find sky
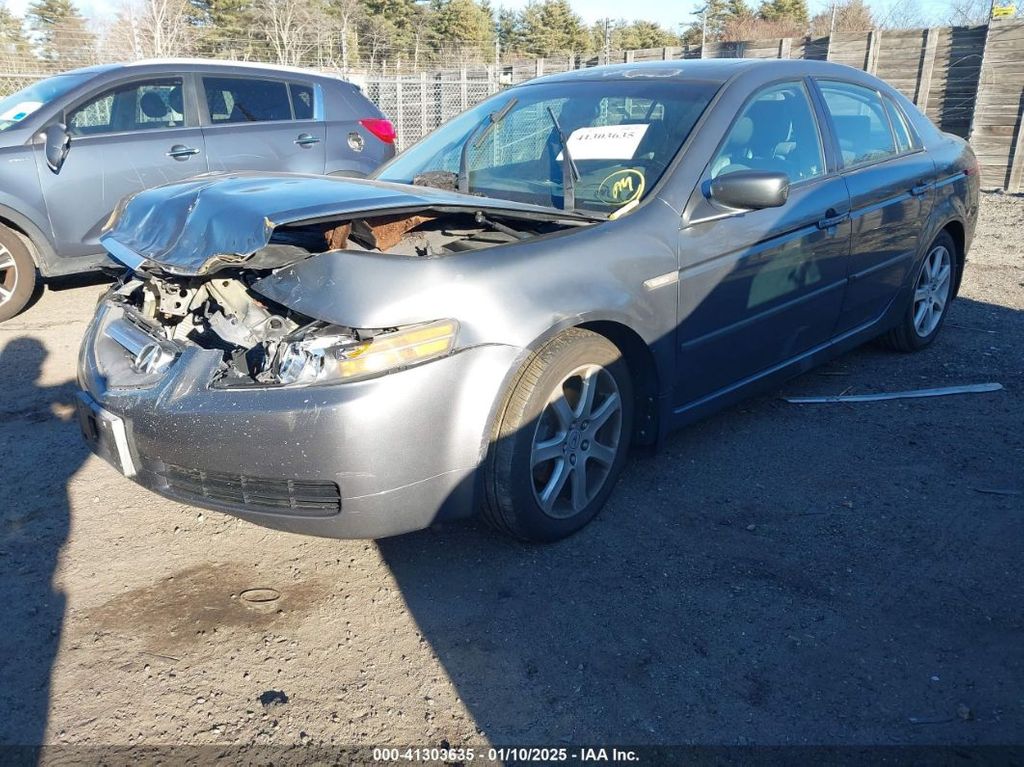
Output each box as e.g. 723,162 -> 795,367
1,0 -> 953,29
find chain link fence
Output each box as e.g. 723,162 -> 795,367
357,69 -> 499,151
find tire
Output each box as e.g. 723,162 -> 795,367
0,226 -> 38,323
881,231 -> 957,352
483,328 -> 634,542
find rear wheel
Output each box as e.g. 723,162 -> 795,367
483,328 -> 633,542
0,226 -> 37,323
882,231 -> 956,352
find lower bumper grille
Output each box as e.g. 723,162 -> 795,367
159,463 -> 340,516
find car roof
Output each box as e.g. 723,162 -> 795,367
525,58 -> 858,86
61,59 -> 350,83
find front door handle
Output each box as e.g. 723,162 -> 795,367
817,209 -> 849,230
167,144 -> 200,160
910,180 -> 931,197
295,133 -> 321,147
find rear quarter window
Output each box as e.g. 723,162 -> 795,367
884,97 -> 915,153
290,83 -> 315,120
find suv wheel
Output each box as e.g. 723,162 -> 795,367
0,226 -> 37,323
483,328 -> 633,542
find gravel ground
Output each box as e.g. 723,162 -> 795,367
0,193 -> 1021,753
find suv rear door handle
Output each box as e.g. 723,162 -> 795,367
910,180 -> 932,197
817,209 -> 849,230
167,144 -> 200,160
295,133 -> 321,147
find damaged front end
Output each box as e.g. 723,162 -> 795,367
97,175 -> 592,389
103,269 -> 459,390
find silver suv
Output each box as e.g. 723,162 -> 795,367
0,59 -> 395,321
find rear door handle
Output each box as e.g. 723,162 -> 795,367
167,144 -> 200,160
910,180 -> 931,197
295,133 -> 321,147
817,210 -> 849,230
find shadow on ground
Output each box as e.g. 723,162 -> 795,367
0,339 -> 88,746
379,297 -> 1023,745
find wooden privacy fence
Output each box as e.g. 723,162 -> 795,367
518,19 -> 1024,191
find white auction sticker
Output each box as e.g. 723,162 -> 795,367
0,101 -> 43,123
558,123 -> 649,160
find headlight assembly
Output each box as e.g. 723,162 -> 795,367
271,319 -> 458,387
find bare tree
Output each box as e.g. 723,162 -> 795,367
123,0 -> 197,58
809,0 -> 874,36
328,0 -> 363,71
262,0 -> 328,67
947,0 -> 994,24
875,0 -> 928,29
721,15 -> 805,39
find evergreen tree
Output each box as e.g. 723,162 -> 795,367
428,0 -> 494,59
0,7 -> 31,58
757,0 -> 809,26
25,0 -> 94,64
496,6 -> 523,53
725,0 -> 755,22
615,20 -> 678,49
186,0 -> 257,55
356,0 -> 419,64
519,0 -> 586,57
681,0 -> 730,45
591,19 -> 679,52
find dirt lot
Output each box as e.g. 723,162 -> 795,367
0,193 -> 1021,753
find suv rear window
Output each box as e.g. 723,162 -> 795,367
204,77 -> 291,123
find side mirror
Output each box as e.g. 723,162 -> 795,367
709,170 -> 789,210
41,123 -> 71,174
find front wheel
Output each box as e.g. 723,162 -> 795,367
0,226 -> 38,323
882,231 -> 956,352
483,328 -> 633,542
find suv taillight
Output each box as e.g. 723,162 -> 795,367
359,118 -> 396,144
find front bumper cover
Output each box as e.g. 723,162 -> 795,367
77,301 -> 523,538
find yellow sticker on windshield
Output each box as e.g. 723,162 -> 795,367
597,169 -> 645,206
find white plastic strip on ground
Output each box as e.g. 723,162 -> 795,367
784,382 -> 1004,404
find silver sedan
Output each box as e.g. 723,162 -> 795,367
78,60 -> 979,541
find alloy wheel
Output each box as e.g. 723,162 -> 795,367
530,363 -> 623,519
913,244 -> 952,338
0,244 -> 17,309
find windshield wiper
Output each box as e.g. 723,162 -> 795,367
545,106 -> 580,211
457,97 -> 518,195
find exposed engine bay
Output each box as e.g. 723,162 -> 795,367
109,208 -> 579,387
267,207 -> 574,262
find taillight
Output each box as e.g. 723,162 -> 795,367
964,152 -> 979,176
359,118 -> 396,144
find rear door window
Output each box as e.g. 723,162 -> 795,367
67,78 -> 185,136
203,77 -> 292,123
817,81 -> 896,167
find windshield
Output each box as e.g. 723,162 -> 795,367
375,79 -> 718,214
0,73 -> 92,132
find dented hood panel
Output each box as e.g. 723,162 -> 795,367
100,172 -> 589,276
